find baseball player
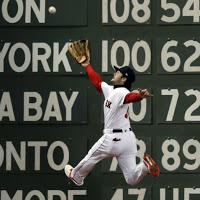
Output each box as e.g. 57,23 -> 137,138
65,41 -> 159,186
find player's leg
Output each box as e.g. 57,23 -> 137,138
116,131 -> 159,186
115,131 -> 148,186
117,155 -> 149,186
65,134 -> 109,185
117,153 -> 160,185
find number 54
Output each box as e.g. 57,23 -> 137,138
161,0 -> 200,23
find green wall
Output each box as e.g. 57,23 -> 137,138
0,0 -> 200,199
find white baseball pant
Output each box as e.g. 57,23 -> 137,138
70,130 -> 148,186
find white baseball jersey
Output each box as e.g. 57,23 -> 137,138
101,82 -> 130,129
70,81 -> 148,187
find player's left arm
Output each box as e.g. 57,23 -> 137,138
123,89 -> 153,104
81,61 -> 103,93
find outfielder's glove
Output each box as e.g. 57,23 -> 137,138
68,39 -> 90,64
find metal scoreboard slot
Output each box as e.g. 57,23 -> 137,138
102,0 -> 151,25
0,137 -> 87,173
101,39 -> 152,75
0,0 -> 87,26
0,89 -> 87,124
156,88 -> 200,124
156,136 -> 200,173
101,186 -> 151,200
158,0 -> 200,24
157,38 -> 200,74
0,189 -> 87,200
0,40 -> 86,75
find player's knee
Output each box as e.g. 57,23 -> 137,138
125,177 -> 137,186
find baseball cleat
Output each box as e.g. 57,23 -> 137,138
143,154 -> 160,177
64,165 -> 83,186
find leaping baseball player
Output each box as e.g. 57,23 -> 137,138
65,40 -> 159,186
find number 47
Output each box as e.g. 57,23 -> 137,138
161,89 -> 200,121
111,188 -> 146,200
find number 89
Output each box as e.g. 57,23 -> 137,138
161,139 -> 200,171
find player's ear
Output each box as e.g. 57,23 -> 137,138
122,77 -> 127,84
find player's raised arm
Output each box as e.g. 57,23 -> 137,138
124,89 -> 153,104
68,40 -> 104,93
81,61 -> 103,93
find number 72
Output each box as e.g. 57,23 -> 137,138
161,89 -> 200,121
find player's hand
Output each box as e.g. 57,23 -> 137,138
81,60 -> 90,68
139,89 -> 153,98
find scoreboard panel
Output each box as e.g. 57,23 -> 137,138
157,0 -> 200,24
157,39 -> 200,74
0,0 -> 200,199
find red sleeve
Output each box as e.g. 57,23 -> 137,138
123,93 -> 143,104
85,64 -> 103,93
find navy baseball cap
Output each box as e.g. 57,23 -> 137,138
114,66 -> 135,84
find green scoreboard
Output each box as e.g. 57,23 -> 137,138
0,0 -> 200,199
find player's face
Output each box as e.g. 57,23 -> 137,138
111,71 -> 125,85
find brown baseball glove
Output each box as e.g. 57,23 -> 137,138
68,39 -> 90,64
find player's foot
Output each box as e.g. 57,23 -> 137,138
143,154 -> 160,177
64,165 -> 83,186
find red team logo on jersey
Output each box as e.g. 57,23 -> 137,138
105,100 -> 112,108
